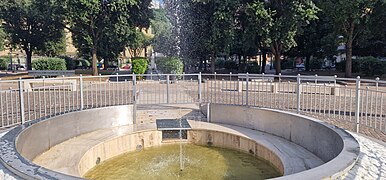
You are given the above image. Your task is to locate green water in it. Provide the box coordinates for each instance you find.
[84,144,281,180]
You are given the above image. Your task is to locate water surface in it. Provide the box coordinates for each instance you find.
[84,144,281,180]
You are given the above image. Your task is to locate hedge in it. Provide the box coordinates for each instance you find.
[337,56,386,76]
[32,57,67,70]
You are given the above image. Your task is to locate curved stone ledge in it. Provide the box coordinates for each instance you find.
[0,105,133,179]
[206,104,360,179]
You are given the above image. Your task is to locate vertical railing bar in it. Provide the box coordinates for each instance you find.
[198,73,202,104]
[365,87,369,125]
[355,77,361,133]
[42,77,47,118]
[370,91,374,127]
[38,86,42,118]
[27,89,30,121]
[166,75,170,104]
[80,75,84,110]
[323,84,327,116]
[349,88,353,121]
[18,78,25,124]
[1,92,3,127]
[5,91,9,126]
[296,74,301,113]
[343,86,347,120]
[49,85,52,116]
[375,91,378,129]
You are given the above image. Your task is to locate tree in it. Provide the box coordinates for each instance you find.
[151,9,176,57]
[253,0,319,75]
[0,26,6,51]
[0,0,65,70]
[321,0,378,77]
[353,1,386,57]
[64,0,153,75]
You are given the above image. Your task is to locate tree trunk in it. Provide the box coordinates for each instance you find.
[26,50,32,70]
[211,52,216,73]
[261,49,267,74]
[274,53,281,75]
[91,47,98,76]
[305,55,311,71]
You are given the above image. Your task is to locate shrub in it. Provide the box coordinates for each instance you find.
[132,58,148,75]
[310,59,323,70]
[157,57,184,74]
[337,57,386,76]
[215,58,225,69]
[246,62,260,74]
[224,60,237,70]
[336,59,361,73]
[281,58,295,70]
[0,57,8,70]
[359,56,385,76]
[58,56,76,70]
[32,57,66,70]
[74,59,91,69]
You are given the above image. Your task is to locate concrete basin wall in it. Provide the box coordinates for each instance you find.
[207,104,359,179]
[78,130,162,176]
[16,105,134,161]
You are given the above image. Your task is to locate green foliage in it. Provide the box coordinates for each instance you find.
[310,59,323,70]
[151,9,176,57]
[359,57,386,76]
[32,58,66,70]
[74,59,91,69]
[224,61,237,70]
[132,58,148,75]
[157,57,184,74]
[281,58,295,70]
[64,0,153,75]
[0,57,8,70]
[0,0,65,70]
[246,62,260,74]
[215,58,225,69]
[0,27,6,51]
[58,56,77,70]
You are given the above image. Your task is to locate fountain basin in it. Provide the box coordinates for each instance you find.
[0,104,360,179]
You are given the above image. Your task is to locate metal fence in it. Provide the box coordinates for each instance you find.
[0,73,385,139]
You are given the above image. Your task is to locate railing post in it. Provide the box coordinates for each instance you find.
[198,72,202,104]
[296,74,301,114]
[166,75,170,104]
[245,73,249,106]
[132,75,137,124]
[116,73,119,82]
[376,77,380,91]
[80,74,84,110]
[18,78,25,124]
[355,76,361,133]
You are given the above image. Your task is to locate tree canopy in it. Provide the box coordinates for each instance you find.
[0,0,65,69]
[63,0,153,75]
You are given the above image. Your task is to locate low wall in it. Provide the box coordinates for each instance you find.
[78,130,162,176]
[17,105,134,161]
[207,104,360,179]
[188,130,284,174]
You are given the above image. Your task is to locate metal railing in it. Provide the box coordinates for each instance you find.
[0,73,385,139]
